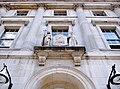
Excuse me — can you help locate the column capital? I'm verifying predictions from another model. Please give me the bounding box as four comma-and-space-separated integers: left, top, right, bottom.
37, 3, 47, 9
0, 3, 10, 10
73, 3, 84, 11
111, 4, 120, 10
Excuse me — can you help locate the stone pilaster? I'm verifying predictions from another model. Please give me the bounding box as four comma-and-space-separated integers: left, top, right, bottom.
76, 6, 98, 52
22, 6, 44, 51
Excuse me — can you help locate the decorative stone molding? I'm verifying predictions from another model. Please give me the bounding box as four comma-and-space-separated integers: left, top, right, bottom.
7, 3, 38, 9
46, 3, 74, 9
34, 46, 85, 66
38, 56, 46, 66
91, 20, 120, 26
37, 3, 46, 9
0, 3, 10, 8
24, 66, 96, 89
73, 56, 81, 66
111, 4, 120, 10
75, 3, 114, 10
87, 4, 111, 9
45, 20, 75, 26
74, 3, 84, 11
72, 52, 84, 66
35, 51, 48, 66
1, 20, 29, 26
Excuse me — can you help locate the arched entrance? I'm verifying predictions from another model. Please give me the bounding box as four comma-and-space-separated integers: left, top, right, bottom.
24, 66, 95, 89
40, 73, 82, 89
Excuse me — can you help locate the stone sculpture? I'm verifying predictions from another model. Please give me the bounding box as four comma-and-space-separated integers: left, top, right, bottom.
67, 32, 78, 46
53, 32, 67, 46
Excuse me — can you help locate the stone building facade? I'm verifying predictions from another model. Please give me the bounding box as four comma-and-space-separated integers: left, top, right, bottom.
0, 0, 120, 89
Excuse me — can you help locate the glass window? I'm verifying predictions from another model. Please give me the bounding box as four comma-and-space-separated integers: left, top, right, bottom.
101, 27, 120, 49
54, 10, 67, 16
0, 27, 19, 47
92, 11, 107, 16
16, 11, 28, 16
0, 40, 13, 47
52, 26, 68, 37
2, 29, 18, 39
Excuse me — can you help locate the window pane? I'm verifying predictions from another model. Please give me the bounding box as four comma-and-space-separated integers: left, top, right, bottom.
108, 40, 120, 44
52, 32, 57, 37
101, 27, 120, 48
63, 32, 68, 36
52, 30, 68, 37
2, 32, 17, 39
103, 32, 119, 39
16, 11, 28, 16
93, 11, 106, 16
54, 10, 67, 16
0, 40, 13, 46
0, 27, 20, 47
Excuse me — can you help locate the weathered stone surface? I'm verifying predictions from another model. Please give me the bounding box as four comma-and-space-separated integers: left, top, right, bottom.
0, 2, 120, 89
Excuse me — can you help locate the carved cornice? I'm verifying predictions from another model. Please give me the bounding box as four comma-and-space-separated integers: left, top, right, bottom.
45, 20, 75, 26
83, 4, 112, 9
74, 3, 115, 10
1, 20, 29, 26
45, 3, 74, 9
0, 3, 119, 10
6, 3, 38, 9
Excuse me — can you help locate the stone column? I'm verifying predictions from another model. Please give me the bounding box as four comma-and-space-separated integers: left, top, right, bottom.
114, 7, 120, 17
0, 6, 7, 16
76, 6, 98, 52
22, 6, 44, 51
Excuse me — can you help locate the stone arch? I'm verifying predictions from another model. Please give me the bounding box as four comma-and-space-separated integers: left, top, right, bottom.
24, 66, 95, 89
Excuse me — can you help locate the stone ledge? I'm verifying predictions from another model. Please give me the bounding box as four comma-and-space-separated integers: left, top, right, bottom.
85, 50, 120, 60
0, 51, 35, 59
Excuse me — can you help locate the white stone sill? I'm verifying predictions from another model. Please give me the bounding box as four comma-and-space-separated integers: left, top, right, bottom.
84, 49, 120, 59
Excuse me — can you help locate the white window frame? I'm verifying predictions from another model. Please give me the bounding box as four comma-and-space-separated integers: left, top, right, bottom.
15, 10, 29, 16
90, 10, 109, 17
97, 25, 120, 49
53, 9, 67, 16
51, 26, 69, 37
0, 26, 21, 48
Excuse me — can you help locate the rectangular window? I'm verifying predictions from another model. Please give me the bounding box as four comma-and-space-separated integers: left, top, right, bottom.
0, 27, 20, 48
52, 26, 68, 37
92, 11, 107, 16
101, 26, 120, 49
16, 11, 28, 16
54, 10, 67, 16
